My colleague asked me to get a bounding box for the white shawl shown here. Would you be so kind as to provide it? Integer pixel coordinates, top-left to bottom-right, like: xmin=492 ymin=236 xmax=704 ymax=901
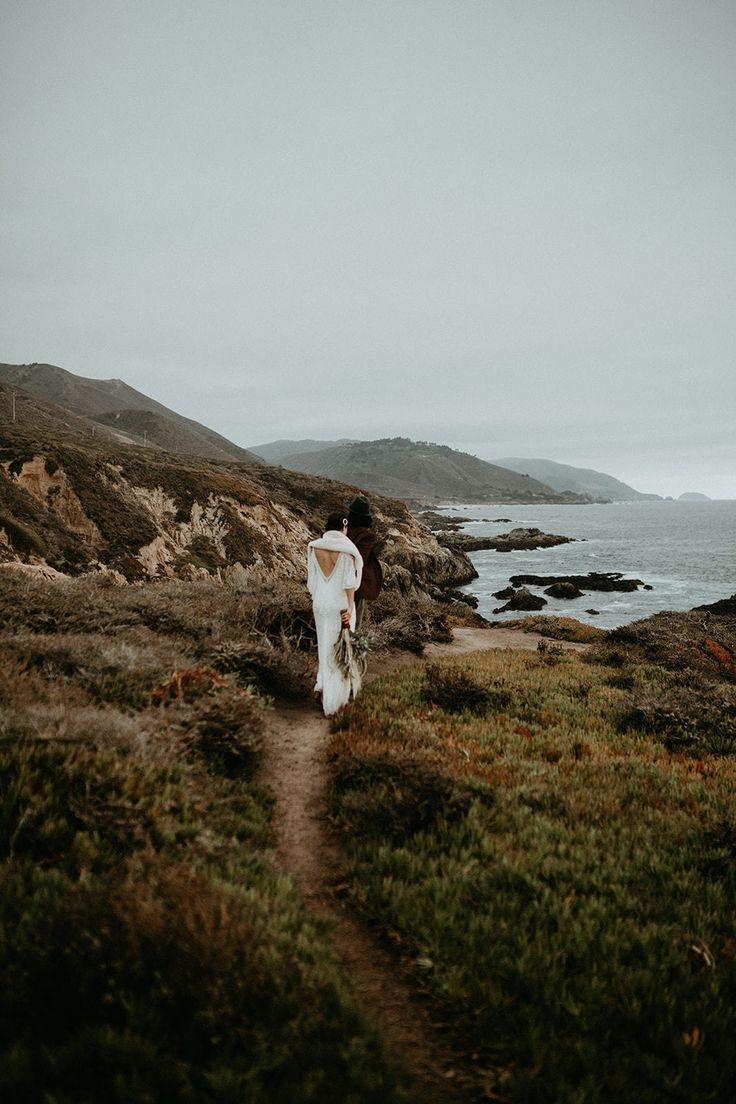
xmin=307 ymin=530 xmax=363 ymax=590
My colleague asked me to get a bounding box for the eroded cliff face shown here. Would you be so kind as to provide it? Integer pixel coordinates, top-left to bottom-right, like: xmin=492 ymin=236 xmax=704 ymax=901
xmin=7 ymin=455 xmax=103 ymax=545
xmin=0 ymin=450 xmax=474 ymax=595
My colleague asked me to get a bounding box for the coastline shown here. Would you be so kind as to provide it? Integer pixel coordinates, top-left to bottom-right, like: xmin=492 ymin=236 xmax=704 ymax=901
xmin=426 ymin=499 xmax=736 ymax=630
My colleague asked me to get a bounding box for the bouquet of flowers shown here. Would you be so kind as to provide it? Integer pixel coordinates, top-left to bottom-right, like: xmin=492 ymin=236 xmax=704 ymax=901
xmin=334 ymin=619 xmax=370 ymax=685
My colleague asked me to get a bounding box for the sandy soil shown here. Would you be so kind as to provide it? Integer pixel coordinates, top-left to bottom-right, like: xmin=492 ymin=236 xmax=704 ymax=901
xmin=259 ymin=625 xmax=587 ymax=1102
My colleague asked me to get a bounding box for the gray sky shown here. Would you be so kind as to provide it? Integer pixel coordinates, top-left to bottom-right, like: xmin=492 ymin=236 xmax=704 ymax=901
xmin=2 ymin=1 xmax=735 ymax=498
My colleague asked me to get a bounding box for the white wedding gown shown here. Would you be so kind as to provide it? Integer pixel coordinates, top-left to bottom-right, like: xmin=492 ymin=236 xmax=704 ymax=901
xmin=307 ymin=548 xmax=361 ymax=716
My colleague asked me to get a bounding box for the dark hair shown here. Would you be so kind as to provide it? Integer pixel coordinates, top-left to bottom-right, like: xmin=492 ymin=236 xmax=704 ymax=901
xmin=324 ymin=510 xmax=347 ymax=532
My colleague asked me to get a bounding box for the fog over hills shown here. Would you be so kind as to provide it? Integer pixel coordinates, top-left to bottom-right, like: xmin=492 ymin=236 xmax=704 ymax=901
xmin=0 ymin=363 xmax=261 ymax=465
xmin=495 ymin=457 xmax=660 ymax=502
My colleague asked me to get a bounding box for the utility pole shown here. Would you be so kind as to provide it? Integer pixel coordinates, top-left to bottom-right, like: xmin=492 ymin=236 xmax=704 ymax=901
xmin=12 ymin=393 xmax=16 ymax=422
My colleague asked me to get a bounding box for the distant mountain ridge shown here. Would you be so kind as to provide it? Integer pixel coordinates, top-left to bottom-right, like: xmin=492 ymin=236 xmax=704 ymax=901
xmin=495 ymin=456 xmax=660 ymax=501
xmin=250 ymin=438 xmax=356 ymax=462
xmin=0 ymin=363 xmax=261 ymax=464
xmin=279 ymin=437 xmax=591 ymax=503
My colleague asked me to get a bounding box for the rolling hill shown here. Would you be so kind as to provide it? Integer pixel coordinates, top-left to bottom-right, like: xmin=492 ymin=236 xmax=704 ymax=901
xmin=495 ymin=457 xmax=660 ymax=501
xmin=0 ymin=363 xmax=261 ymax=464
xmin=249 ymin=438 xmax=356 ymax=462
xmin=280 ymin=437 xmax=591 ymax=503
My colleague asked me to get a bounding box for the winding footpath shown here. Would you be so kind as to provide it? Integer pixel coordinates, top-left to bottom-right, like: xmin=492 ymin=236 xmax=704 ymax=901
xmin=260 ymin=627 xmax=588 ymax=1103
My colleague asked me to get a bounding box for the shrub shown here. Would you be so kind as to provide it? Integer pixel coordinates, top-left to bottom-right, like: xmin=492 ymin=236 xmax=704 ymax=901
xmin=209 ymin=638 xmax=313 ymax=700
xmin=330 ymin=755 xmax=482 ymax=844
xmin=369 ymin=590 xmax=452 ymax=653
xmin=0 ymin=511 xmax=47 ymax=556
xmin=187 ymin=684 xmax=266 ymax=778
xmin=619 ymin=670 xmax=736 ymax=756
xmin=424 ymin=662 xmax=511 ymax=715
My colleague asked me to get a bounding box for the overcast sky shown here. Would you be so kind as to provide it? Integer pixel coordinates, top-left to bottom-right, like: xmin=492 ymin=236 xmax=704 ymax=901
xmin=2 ymin=1 xmax=735 ymax=497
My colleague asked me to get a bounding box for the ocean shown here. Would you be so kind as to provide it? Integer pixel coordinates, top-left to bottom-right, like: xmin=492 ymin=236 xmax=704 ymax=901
xmin=440 ymin=500 xmax=736 ymax=629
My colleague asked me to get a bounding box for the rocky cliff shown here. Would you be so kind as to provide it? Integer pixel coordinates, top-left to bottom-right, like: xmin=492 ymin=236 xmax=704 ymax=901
xmin=0 ymin=383 xmax=475 ymax=593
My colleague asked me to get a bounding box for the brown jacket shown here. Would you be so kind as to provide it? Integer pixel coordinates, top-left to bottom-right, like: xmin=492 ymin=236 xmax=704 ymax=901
xmin=347 ymin=525 xmax=383 ymax=601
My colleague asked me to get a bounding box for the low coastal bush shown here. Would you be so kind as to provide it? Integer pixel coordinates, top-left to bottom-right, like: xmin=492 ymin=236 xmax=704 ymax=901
xmin=329 ymin=649 xmax=736 ymax=1104
xmin=423 ymin=661 xmax=511 ymax=716
xmin=592 ymin=607 xmax=736 ymax=756
xmin=367 ymin=589 xmax=452 ymax=653
xmin=498 ymin=614 xmax=605 ymax=644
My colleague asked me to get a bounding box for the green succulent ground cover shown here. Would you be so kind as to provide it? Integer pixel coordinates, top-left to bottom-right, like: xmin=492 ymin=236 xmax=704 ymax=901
xmin=0 ymin=575 xmax=405 ymax=1104
xmin=329 ymin=648 xmax=736 ymax=1104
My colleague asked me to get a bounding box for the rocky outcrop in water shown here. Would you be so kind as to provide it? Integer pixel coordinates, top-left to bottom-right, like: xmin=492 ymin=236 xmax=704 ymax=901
xmin=544 ymin=581 xmax=584 ymax=599
xmin=441 ymin=527 xmax=573 ymax=553
xmin=494 ymin=587 xmax=547 ymax=613
xmin=510 ymin=572 xmax=648 ymax=592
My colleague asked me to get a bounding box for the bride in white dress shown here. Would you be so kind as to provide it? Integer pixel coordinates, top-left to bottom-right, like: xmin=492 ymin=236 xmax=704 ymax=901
xmin=307 ymin=511 xmax=364 ymax=716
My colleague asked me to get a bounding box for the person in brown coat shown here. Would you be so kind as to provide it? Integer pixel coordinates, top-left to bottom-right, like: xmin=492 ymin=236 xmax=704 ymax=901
xmin=346 ymin=495 xmax=383 ymax=631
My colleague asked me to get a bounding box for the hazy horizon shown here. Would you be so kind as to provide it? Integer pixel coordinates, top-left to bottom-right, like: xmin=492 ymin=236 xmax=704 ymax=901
xmin=2 ymin=2 xmax=735 ymax=499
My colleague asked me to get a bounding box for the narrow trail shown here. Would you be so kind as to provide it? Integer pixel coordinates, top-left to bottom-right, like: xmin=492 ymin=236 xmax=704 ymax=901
xmin=259 ymin=627 xmax=587 ymax=1103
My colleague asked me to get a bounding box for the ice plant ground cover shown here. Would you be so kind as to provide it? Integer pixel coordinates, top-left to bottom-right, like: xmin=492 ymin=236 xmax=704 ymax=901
xmin=328 ymin=646 xmax=736 ymax=1104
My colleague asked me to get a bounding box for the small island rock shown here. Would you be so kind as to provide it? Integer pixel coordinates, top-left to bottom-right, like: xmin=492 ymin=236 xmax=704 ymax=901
xmin=492 ymin=585 xmax=517 ymax=600
xmin=494 ymin=587 xmax=547 ymax=613
xmin=544 ymin=581 xmax=584 ymax=600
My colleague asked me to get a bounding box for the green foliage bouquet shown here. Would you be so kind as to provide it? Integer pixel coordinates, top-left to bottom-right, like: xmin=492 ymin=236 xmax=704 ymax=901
xmin=334 ymin=623 xmax=369 ymax=688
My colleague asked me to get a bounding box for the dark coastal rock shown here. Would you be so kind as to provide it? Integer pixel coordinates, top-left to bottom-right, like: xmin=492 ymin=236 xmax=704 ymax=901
xmin=441 ymin=527 xmax=573 ymax=554
xmin=694 ymin=594 xmax=736 ymax=616
xmin=446 ymin=588 xmax=479 ymax=608
xmin=490 ymin=517 xmax=513 ymax=523
xmin=586 ymin=609 xmax=601 ymax=616
xmin=417 ymin=510 xmax=471 ymax=533
xmin=510 ymin=572 xmax=647 ymax=593
xmin=494 ymin=587 xmax=547 ymax=613
xmin=544 ymin=582 xmax=584 ymax=600
xmin=427 ymin=584 xmax=479 ymax=608
xmin=493 ymin=585 xmax=517 ymax=600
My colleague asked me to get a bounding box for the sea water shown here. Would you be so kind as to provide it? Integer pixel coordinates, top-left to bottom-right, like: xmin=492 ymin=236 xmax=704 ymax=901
xmin=441 ymin=499 xmax=736 ymax=629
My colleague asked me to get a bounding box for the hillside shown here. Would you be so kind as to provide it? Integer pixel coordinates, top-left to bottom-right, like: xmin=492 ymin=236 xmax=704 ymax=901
xmin=281 ymin=437 xmax=590 ymax=504
xmin=0 ymin=362 xmax=261 ymax=464
xmin=0 ymin=382 xmax=474 ymax=592
xmin=495 ymin=456 xmax=660 ymax=501
xmin=250 ymin=438 xmax=355 ymax=462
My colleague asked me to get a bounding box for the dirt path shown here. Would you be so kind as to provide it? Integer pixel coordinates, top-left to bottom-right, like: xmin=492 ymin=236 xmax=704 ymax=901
xmin=260 ymin=627 xmax=586 ymax=1102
